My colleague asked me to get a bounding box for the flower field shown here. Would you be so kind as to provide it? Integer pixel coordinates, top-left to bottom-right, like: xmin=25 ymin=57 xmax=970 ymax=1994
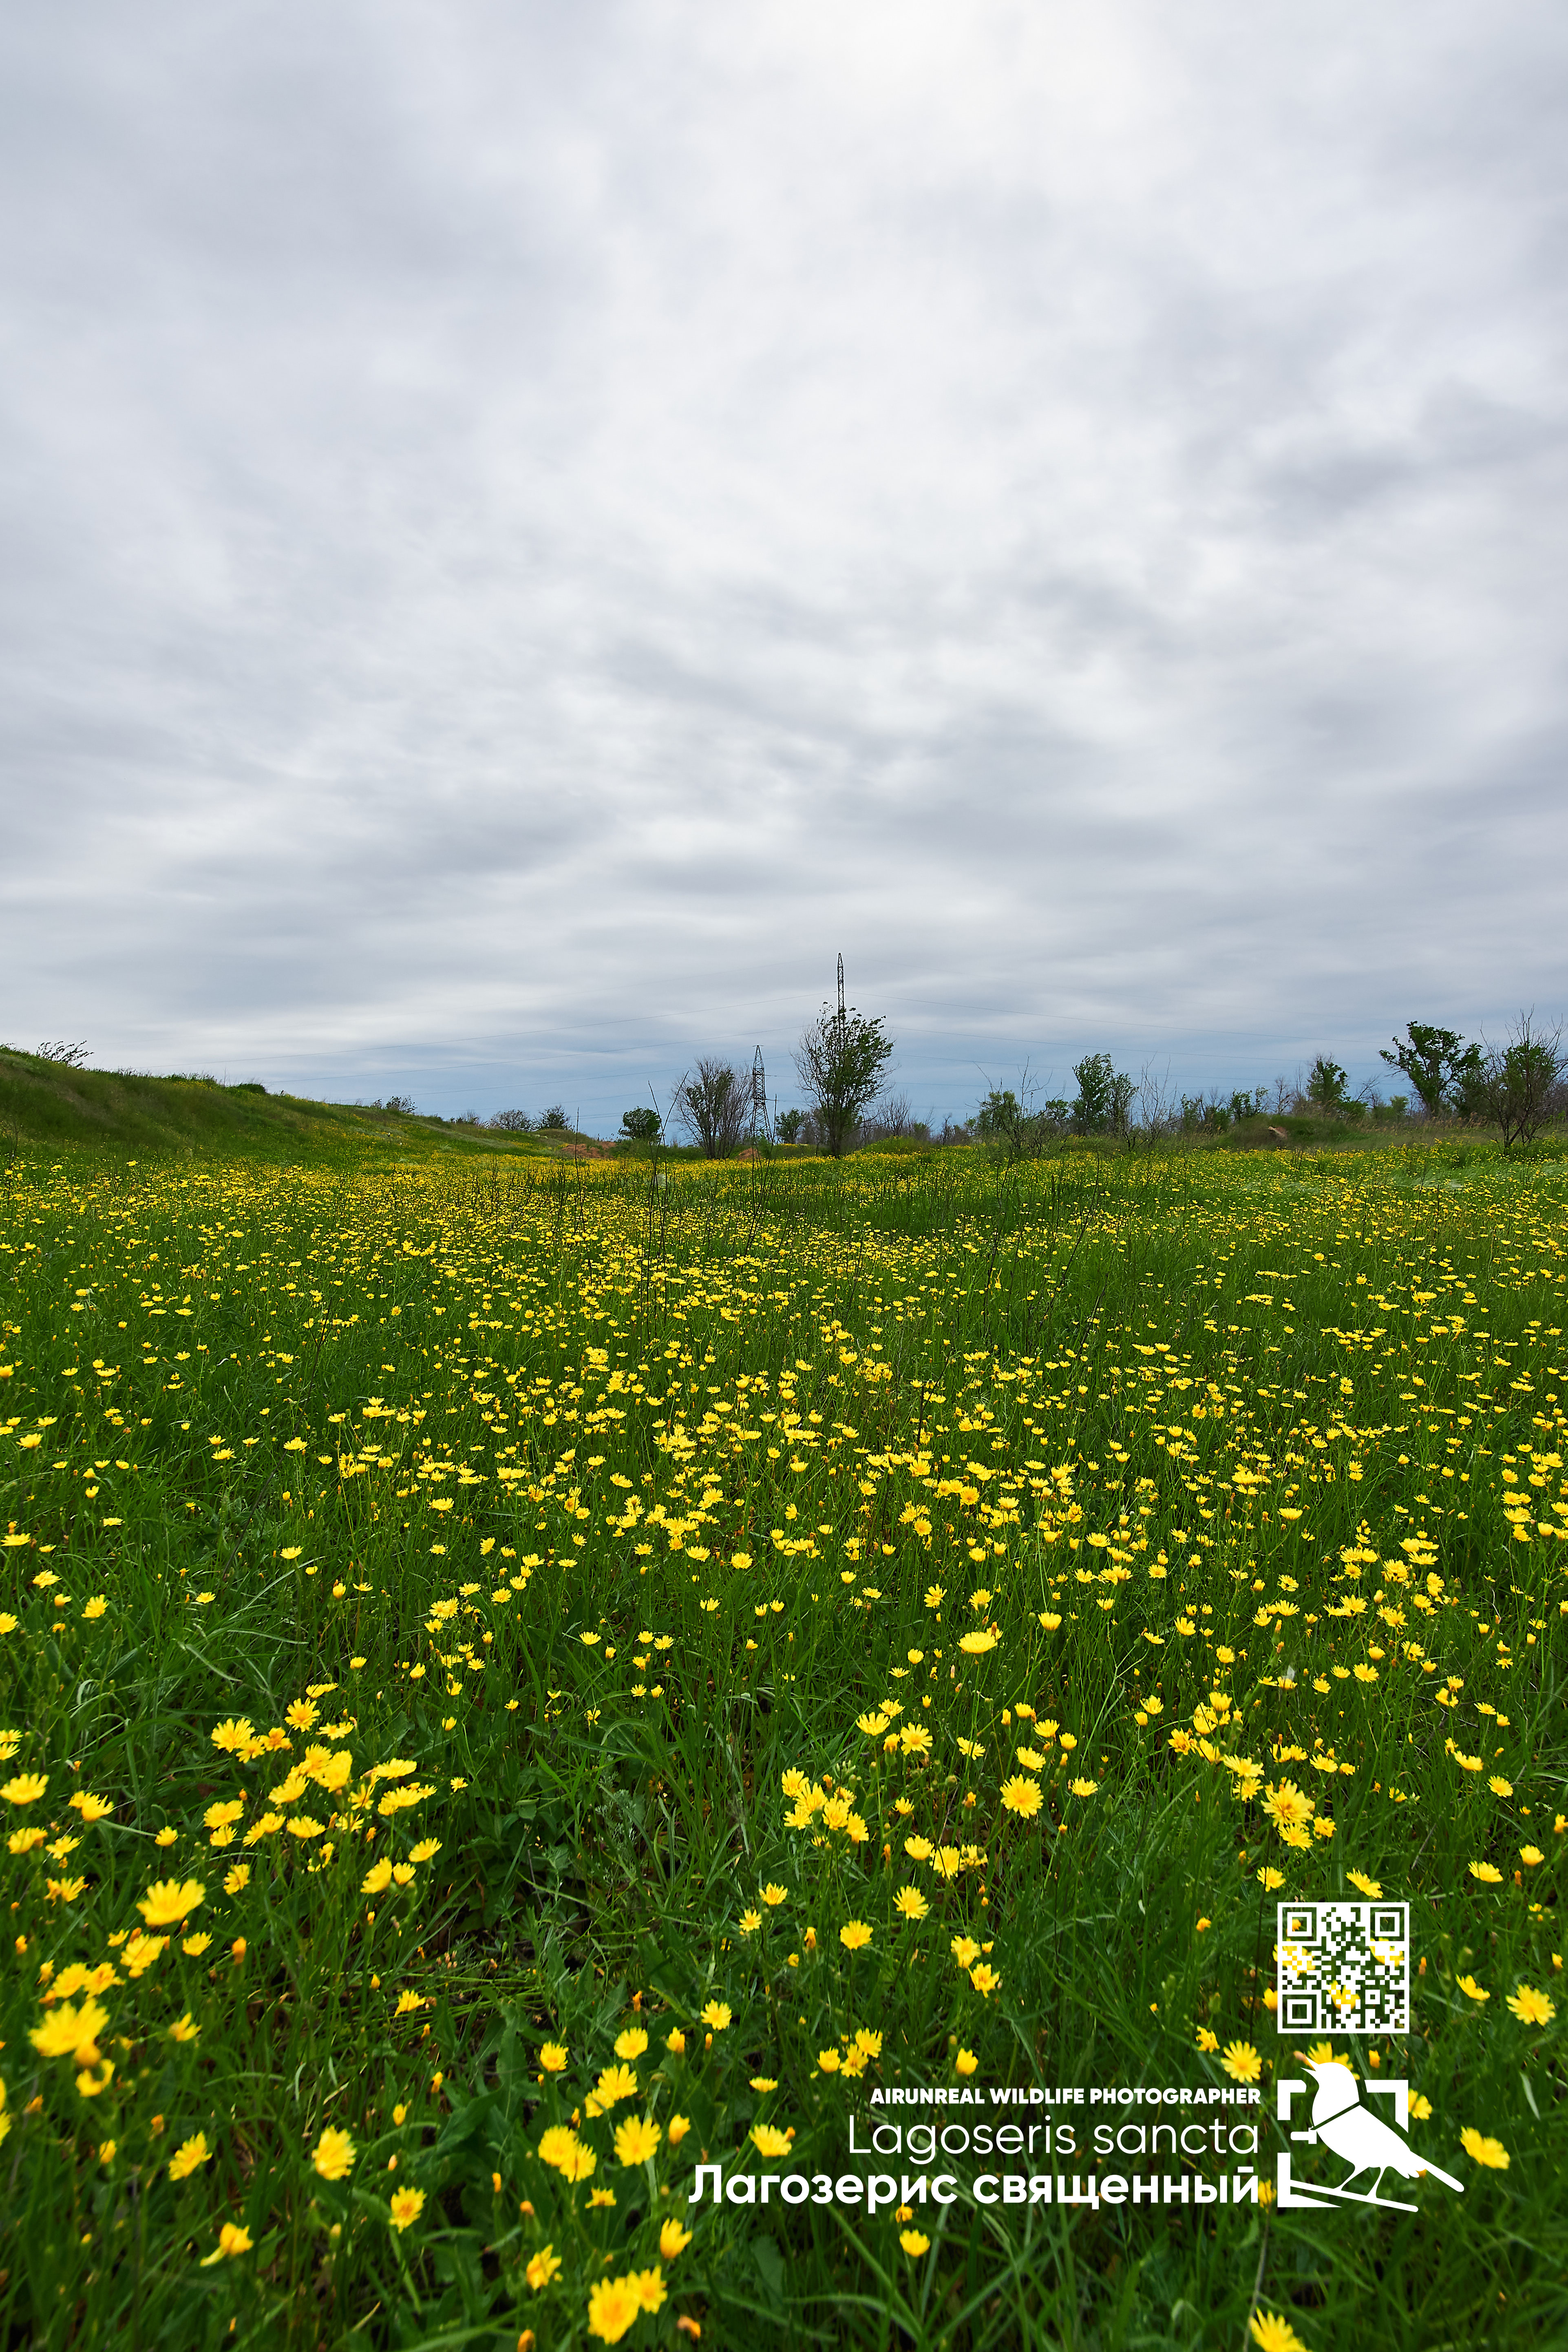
xmin=2 ymin=1139 xmax=1566 ymax=2348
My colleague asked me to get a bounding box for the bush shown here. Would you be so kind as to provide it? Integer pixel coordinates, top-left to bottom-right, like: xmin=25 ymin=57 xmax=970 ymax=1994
xmin=1072 ymin=1053 xmax=1134 ymax=1135
xmin=1380 ymin=1022 xmax=1484 ymax=1119
xmin=619 ymin=1107 xmax=661 ymax=1144
xmin=1305 ymin=1056 xmax=1348 ymax=1111
xmin=974 ymin=1088 xmax=1067 ymax=1162
xmin=674 ymin=1060 xmax=749 ymax=1158
xmin=488 ymin=1109 xmax=534 ymax=1132
xmin=1475 ymin=1014 xmax=1565 ymax=1152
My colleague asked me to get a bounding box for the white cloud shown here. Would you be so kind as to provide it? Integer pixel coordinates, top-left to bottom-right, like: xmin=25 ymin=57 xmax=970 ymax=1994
xmin=2 ymin=0 xmax=1564 ymax=1124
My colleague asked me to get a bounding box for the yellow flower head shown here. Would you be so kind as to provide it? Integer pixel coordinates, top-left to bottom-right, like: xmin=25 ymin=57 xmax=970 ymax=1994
xmin=594 ymin=2061 xmax=640 ymax=2108
xmin=700 ymin=2001 xmax=731 ymax=2031
xmin=1000 ymin=1775 xmax=1043 ymax=1818
xmin=839 ymin=1920 xmax=873 ymax=1951
xmin=312 ymin=2127 xmax=356 ymax=2182
xmin=1221 ymin=2041 xmax=1262 ymax=2085
xmin=1460 ymin=2126 xmax=1510 ymax=2170
xmin=199 ymin=2222 xmax=253 ymax=2266
xmin=659 ymin=2216 xmax=693 ymax=2259
xmin=169 ymin=2131 xmax=211 ymax=2183
xmin=614 ymin=2114 xmax=661 ymax=2166
xmin=538 ymin=2041 xmax=568 ymax=2073
xmin=1262 ymin=1782 xmax=1314 ymax=1832
xmin=137 ymin=1879 xmax=204 ymax=1928
xmin=1249 ymin=2314 xmax=1310 ymax=2352
xmin=1506 ymin=1983 xmax=1555 ymax=2026
xmin=526 ymin=2243 xmax=562 ymax=2291
xmin=389 ymin=2186 xmax=426 ymax=2231
xmin=586 ymin=2272 xmax=643 ymax=2344
xmin=31 ymin=1996 xmax=109 ymax=2065
xmin=537 ymin=2125 xmax=596 ymax=2181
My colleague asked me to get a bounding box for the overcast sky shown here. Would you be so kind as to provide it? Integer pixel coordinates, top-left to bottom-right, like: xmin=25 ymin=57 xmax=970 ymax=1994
xmin=3 ymin=1 xmax=1565 ymax=1130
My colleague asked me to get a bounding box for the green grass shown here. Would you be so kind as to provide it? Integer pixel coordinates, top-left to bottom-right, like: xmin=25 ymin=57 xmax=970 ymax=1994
xmin=1 ymin=1137 xmax=1565 ymax=2349
xmin=0 ymin=1046 xmax=586 ymax=1162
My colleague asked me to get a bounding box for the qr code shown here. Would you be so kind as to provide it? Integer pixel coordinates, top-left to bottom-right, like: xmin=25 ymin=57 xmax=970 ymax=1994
xmin=1276 ymin=1901 xmax=1409 ymax=2036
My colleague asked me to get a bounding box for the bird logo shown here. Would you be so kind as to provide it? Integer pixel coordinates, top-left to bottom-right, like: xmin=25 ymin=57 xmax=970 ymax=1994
xmin=1279 ymin=2062 xmax=1463 ymax=2211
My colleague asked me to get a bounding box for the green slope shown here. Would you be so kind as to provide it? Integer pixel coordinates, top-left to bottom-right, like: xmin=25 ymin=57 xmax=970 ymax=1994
xmin=0 ymin=1047 xmax=559 ymax=1161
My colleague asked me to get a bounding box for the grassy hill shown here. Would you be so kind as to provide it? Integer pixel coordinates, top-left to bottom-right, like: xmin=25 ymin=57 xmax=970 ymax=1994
xmin=0 ymin=1046 xmax=565 ymax=1161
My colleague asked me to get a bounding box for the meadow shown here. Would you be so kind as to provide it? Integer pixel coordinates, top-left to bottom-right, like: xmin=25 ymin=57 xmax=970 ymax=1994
xmin=2 ymin=1135 xmax=1566 ymax=2350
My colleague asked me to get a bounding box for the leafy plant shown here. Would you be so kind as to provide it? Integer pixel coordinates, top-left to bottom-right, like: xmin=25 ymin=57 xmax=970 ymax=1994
xmin=974 ymin=1088 xmax=1067 ymax=1161
xmin=1071 ymin=1052 xmax=1134 ymax=1135
xmin=1380 ymin=1022 xmax=1484 ymax=1119
xmin=1305 ymin=1055 xmax=1349 ymax=1111
xmin=793 ymin=997 xmax=893 ymax=1157
xmin=1474 ymin=1012 xmax=1565 ymax=1151
xmin=674 ymin=1059 xmax=748 ymax=1157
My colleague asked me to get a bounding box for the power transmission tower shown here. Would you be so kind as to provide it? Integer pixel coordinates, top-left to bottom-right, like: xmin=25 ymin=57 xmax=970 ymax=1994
xmin=837 ymin=951 xmax=846 ymax=1038
xmin=750 ymin=1046 xmax=769 ymax=1142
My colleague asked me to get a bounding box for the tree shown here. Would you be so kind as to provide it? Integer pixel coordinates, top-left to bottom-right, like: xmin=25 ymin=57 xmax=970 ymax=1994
xmin=774 ymin=1108 xmax=806 ymax=1146
xmin=1305 ymin=1056 xmax=1348 ymax=1111
xmin=1379 ymin=1023 xmax=1483 ymax=1120
xmin=674 ymin=1059 xmax=749 ymax=1158
xmin=974 ymin=1088 xmax=1068 ymax=1161
xmin=794 ymin=999 xmax=893 ymax=1157
xmin=1071 ymin=1053 xmax=1134 ymax=1136
xmin=619 ymin=1106 xmax=661 ymax=1144
xmin=488 ymin=1108 xmax=533 ymax=1131
xmin=1474 ymin=1013 xmax=1564 ymax=1151
xmin=540 ymin=1105 xmax=570 ymax=1131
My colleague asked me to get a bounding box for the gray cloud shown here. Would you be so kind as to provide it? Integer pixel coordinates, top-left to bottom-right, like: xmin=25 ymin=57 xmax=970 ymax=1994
xmin=2 ymin=0 xmax=1566 ymax=1127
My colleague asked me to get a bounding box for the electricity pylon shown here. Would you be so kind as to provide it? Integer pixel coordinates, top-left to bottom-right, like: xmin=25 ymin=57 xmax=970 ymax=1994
xmin=750 ymin=1046 xmax=770 ymax=1142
